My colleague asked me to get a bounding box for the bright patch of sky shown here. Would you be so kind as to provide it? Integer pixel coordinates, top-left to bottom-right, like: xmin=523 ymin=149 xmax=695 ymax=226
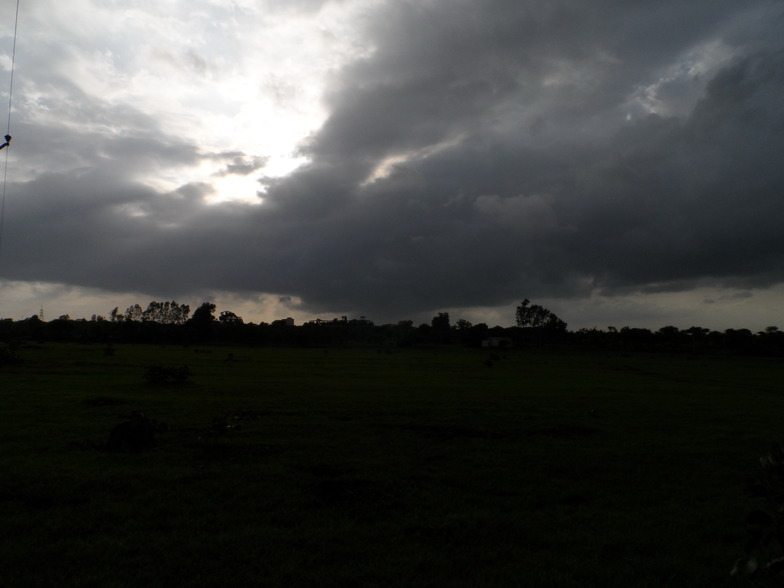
xmin=625 ymin=40 xmax=735 ymax=120
xmin=12 ymin=0 xmax=377 ymax=202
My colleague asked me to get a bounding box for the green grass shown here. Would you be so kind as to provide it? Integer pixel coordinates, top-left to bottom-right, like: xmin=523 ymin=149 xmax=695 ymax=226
xmin=1 ymin=343 xmax=782 ymax=586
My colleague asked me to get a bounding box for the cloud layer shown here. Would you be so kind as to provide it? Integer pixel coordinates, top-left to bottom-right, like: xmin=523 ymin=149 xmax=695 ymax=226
xmin=1 ymin=0 xmax=783 ymax=326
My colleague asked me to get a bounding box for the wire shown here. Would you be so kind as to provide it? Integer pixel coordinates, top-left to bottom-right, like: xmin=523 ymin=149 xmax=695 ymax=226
xmin=6 ymin=0 xmax=20 ymax=135
xmin=0 ymin=0 xmax=21 ymax=262
xmin=0 ymin=147 xmax=8 ymax=261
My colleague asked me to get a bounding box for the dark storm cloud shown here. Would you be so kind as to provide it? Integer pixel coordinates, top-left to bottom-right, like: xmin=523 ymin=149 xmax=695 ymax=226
xmin=562 ymin=50 xmax=784 ymax=289
xmin=4 ymin=0 xmax=784 ymax=323
xmin=254 ymin=1 xmax=784 ymax=318
xmin=305 ymin=0 xmax=748 ymax=166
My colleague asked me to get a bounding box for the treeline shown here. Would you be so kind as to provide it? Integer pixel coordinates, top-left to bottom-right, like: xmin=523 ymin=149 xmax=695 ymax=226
xmin=1 ymin=300 xmax=783 ymax=356
xmin=570 ymin=325 xmax=784 ymax=356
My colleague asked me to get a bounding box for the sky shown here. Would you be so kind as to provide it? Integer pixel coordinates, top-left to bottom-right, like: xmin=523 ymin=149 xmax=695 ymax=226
xmin=0 ymin=0 xmax=783 ymax=330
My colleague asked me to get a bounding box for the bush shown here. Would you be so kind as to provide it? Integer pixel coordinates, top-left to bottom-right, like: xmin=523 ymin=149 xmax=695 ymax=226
xmin=144 ymin=364 xmax=191 ymax=386
xmin=733 ymin=444 xmax=784 ymax=586
xmin=0 ymin=344 xmax=22 ymax=367
xmin=106 ymin=412 xmax=166 ymax=453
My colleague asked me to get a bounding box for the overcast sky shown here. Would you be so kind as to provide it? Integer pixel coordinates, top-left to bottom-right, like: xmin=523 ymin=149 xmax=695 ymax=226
xmin=0 ymin=0 xmax=783 ymax=330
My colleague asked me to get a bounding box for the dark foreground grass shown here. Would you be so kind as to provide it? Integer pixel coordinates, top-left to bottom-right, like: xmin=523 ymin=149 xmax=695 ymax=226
xmin=1 ymin=343 xmax=783 ymax=586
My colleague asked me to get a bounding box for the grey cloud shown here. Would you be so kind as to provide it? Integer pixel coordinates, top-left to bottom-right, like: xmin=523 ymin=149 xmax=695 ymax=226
xmin=211 ymin=154 xmax=269 ymax=177
xmin=184 ymin=49 xmax=208 ymax=75
xmin=4 ymin=0 xmax=784 ymax=324
xmin=172 ymin=182 xmax=215 ymax=200
xmin=12 ymin=89 xmax=200 ymax=181
xmin=260 ymin=42 xmax=784 ymax=317
xmin=151 ymin=47 xmax=211 ymax=76
xmin=282 ymin=1 xmax=768 ymax=198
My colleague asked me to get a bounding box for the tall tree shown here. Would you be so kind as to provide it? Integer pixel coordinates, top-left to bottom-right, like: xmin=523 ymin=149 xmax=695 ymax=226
xmin=190 ymin=302 xmax=217 ymax=325
xmin=515 ymin=299 xmax=567 ymax=331
xmin=219 ymin=310 xmax=243 ymax=326
xmin=431 ymin=312 xmax=452 ymax=343
xmin=124 ymin=304 xmax=144 ymax=322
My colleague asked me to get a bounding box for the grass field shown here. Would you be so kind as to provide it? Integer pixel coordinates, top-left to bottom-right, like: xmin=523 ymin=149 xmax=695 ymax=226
xmin=1 ymin=343 xmax=783 ymax=586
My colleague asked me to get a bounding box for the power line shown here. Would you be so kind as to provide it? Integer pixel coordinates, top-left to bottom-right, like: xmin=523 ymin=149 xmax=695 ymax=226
xmin=6 ymin=0 xmax=20 ymax=134
xmin=0 ymin=0 xmax=21 ymax=262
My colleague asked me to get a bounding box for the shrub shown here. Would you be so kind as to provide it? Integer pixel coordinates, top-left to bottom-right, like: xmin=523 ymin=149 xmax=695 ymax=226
xmin=106 ymin=412 xmax=165 ymax=453
xmin=733 ymin=444 xmax=784 ymax=586
xmin=0 ymin=344 xmax=22 ymax=367
xmin=144 ymin=364 xmax=190 ymax=386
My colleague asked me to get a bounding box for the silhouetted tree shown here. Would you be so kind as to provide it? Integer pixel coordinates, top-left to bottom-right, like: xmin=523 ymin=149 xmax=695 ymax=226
xmin=190 ymin=302 xmax=216 ymax=325
xmin=431 ymin=312 xmax=450 ymax=330
xmin=515 ymin=299 xmax=567 ymax=331
xmin=184 ymin=302 xmax=217 ymax=343
xmin=656 ymin=325 xmax=682 ymax=349
xmin=684 ymin=326 xmax=710 ymax=337
xmin=142 ymin=301 xmax=190 ymax=325
xmin=385 ymin=320 xmax=415 ymax=347
xmin=431 ymin=312 xmax=451 ymax=344
xmin=124 ymin=304 xmax=144 ymax=322
xmin=219 ymin=310 xmax=243 ymax=326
